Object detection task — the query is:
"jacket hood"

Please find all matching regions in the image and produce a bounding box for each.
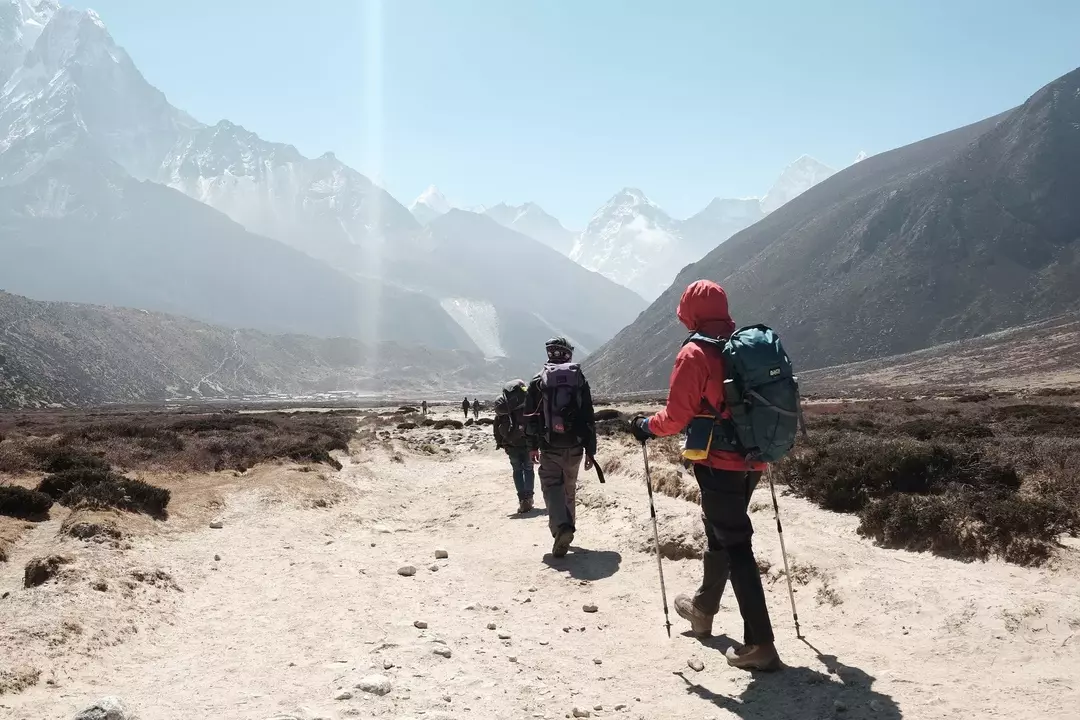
[676,280,736,337]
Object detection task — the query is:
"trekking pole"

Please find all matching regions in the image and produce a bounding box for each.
[640,441,673,638]
[767,466,802,638]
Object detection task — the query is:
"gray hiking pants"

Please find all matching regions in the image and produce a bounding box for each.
[538,447,583,537]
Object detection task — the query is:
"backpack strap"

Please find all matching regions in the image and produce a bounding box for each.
[682,332,742,452]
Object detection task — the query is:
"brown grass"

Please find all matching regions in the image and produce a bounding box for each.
[0,410,354,475]
[777,397,1080,566]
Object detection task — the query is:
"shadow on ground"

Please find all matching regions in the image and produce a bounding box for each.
[507,508,547,520]
[678,639,902,719]
[542,546,622,580]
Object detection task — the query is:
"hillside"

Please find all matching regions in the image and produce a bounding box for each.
[0,290,529,408]
[391,210,646,358]
[801,312,1080,397]
[586,67,1080,392]
[0,149,476,351]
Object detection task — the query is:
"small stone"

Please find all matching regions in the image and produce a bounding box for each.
[487,622,498,630]
[209,521,223,529]
[91,580,108,592]
[594,705,603,711]
[539,640,549,646]
[528,586,537,592]
[356,674,392,696]
[509,656,518,663]
[563,627,571,633]
[572,707,591,718]
[615,704,627,711]
[383,660,394,670]
[73,696,131,720]
[442,695,452,703]
[498,632,511,640]
[582,604,598,613]
[371,542,376,547]
[335,690,354,700]
[414,620,428,629]
[214,554,221,561]
[433,647,452,658]
[687,657,705,672]
[435,549,449,559]
[834,700,848,713]
[397,565,417,577]
[593,658,602,665]
[429,564,439,572]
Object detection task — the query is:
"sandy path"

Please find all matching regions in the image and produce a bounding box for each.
[2,416,1079,719]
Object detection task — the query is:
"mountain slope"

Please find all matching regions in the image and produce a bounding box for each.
[393,210,647,359]
[569,188,685,299]
[0,146,477,351]
[586,68,1080,392]
[485,202,576,255]
[0,290,528,408]
[159,122,418,267]
[409,184,451,225]
[759,155,836,213]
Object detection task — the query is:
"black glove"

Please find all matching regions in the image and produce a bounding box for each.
[630,415,654,443]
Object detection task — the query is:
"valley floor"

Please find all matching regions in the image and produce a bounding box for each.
[1,409,1078,720]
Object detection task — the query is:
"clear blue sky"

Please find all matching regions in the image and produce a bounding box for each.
[75,0,1079,226]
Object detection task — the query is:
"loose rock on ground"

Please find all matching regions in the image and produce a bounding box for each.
[73,696,131,720]
[355,674,392,696]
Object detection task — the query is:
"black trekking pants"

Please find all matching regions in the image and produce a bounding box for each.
[692,465,775,646]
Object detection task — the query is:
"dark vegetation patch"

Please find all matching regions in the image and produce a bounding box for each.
[776,398,1080,566]
[0,410,353,475]
[23,554,70,588]
[433,419,464,430]
[37,468,170,518]
[0,485,53,520]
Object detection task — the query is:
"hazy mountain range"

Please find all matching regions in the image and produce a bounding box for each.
[0,0,643,376]
[585,67,1080,391]
[408,155,843,299]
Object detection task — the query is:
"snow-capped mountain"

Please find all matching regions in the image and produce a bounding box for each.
[158,121,417,268]
[0,3,199,183]
[485,201,577,255]
[760,155,836,214]
[572,156,836,298]
[569,188,684,299]
[853,150,868,164]
[0,0,54,83]
[409,184,452,224]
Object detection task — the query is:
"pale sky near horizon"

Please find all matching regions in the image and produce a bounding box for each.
[72,0,1079,226]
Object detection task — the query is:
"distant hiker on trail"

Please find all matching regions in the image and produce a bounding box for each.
[421,400,429,416]
[493,379,535,514]
[524,337,598,559]
[472,398,481,420]
[462,396,470,420]
[630,280,780,672]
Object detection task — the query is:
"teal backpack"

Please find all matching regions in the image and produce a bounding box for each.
[686,324,807,462]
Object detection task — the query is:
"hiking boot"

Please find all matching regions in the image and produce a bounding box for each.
[551,527,574,558]
[724,643,781,672]
[521,497,534,513]
[674,594,713,636]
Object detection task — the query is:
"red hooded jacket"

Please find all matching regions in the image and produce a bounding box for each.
[646,280,767,472]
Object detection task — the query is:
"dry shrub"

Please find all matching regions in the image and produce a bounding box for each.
[778,397,1080,566]
[0,485,53,520]
[594,409,622,422]
[0,410,352,474]
[433,419,464,430]
[37,468,170,518]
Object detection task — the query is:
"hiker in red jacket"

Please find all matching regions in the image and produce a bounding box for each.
[630,279,779,672]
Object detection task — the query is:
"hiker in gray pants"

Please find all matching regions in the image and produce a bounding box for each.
[524,337,597,558]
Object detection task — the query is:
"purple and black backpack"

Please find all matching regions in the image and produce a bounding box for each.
[539,362,585,439]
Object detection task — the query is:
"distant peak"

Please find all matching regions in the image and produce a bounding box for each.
[853,150,869,164]
[410,184,452,215]
[789,154,834,171]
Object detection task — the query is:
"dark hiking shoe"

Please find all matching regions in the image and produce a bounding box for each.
[517,497,534,514]
[551,527,574,558]
[725,643,781,672]
[674,594,713,636]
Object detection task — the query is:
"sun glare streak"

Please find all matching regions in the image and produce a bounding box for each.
[360,0,385,378]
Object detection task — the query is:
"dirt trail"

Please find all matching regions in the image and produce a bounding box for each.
[2,413,1079,719]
